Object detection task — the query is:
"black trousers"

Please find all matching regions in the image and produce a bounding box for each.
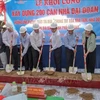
[53,46,62,72]
[23,46,33,70]
[6,45,18,70]
[86,49,96,73]
[31,47,43,71]
[66,47,74,72]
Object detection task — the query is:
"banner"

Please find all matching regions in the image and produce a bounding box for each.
[5,0,100,44]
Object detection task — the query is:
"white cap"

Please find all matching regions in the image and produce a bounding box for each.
[33,23,39,30]
[84,24,93,31]
[6,22,13,29]
[67,24,74,30]
[19,26,27,33]
[50,22,57,28]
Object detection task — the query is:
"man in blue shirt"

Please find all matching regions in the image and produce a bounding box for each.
[63,24,77,72]
[19,26,32,70]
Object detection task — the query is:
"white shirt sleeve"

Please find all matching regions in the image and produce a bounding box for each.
[22,37,30,57]
[40,30,45,39]
[14,31,19,38]
[50,35,52,40]
[2,31,10,47]
[42,31,45,39]
[30,34,40,52]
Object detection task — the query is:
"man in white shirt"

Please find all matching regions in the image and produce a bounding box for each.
[2,22,19,70]
[50,22,62,72]
[30,23,45,71]
[19,26,32,70]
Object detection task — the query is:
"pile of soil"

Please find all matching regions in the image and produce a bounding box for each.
[45,89,58,96]
[67,88,79,94]
[44,71,55,75]
[79,92,94,100]
[1,70,100,81]
[30,72,45,76]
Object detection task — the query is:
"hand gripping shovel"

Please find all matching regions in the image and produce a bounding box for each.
[44,40,55,75]
[17,42,24,75]
[5,35,14,73]
[81,43,92,82]
[69,37,79,74]
[32,41,44,72]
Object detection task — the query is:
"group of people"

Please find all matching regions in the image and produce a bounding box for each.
[0,22,96,73]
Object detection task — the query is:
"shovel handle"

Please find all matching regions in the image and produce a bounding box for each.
[36,41,44,70]
[20,42,23,72]
[72,37,79,68]
[83,42,92,81]
[83,43,87,74]
[49,40,52,69]
[9,34,13,65]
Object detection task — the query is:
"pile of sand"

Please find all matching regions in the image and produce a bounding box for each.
[45,89,58,96]
[67,88,79,94]
[79,92,94,100]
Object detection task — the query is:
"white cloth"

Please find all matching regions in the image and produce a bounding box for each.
[50,30,62,50]
[2,30,19,47]
[20,33,30,57]
[3,93,27,100]
[30,29,45,52]
[0,52,7,68]
[1,83,12,97]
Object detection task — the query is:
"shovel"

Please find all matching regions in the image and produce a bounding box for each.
[69,37,79,74]
[17,43,24,75]
[32,41,44,72]
[81,43,92,82]
[5,35,13,73]
[44,40,55,75]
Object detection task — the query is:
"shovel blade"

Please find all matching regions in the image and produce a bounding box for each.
[69,66,77,74]
[32,68,36,72]
[5,64,13,73]
[17,71,24,75]
[81,73,92,82]
[32,68,40,72]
